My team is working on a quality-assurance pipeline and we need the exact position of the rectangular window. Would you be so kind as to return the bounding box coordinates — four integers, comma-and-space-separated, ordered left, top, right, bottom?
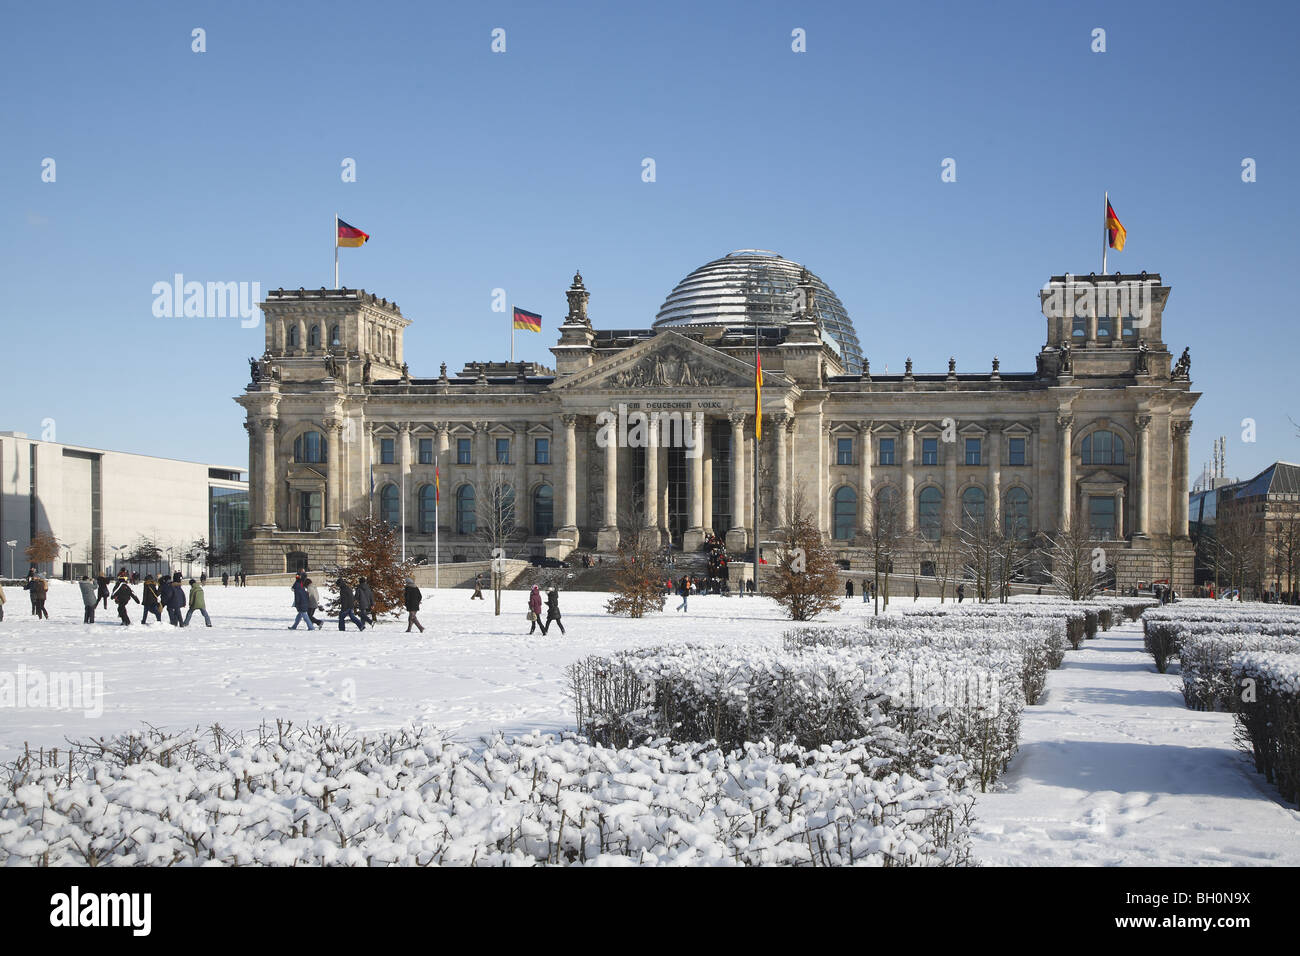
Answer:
418, 438, 433, 465
299, 491, 322, 532
878, 438, 895, 466
965, 438, 981, 466
1122, 314, 1138, 338
380, 438, 395, 464
495, 438, 511, 464
1072, 314, 1087, 338
922, 437, 938, 466
836, 437, 853, 466
1089, 495, 1116, 540
1008, 437, 1026, 466
534, 437, 549, 464
1097, 314, 1113, 338
457, 438, 471, 465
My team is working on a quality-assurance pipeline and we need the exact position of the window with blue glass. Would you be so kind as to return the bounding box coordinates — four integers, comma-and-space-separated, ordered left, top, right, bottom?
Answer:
379, 484, 399, 526
1097, 314, 1113, 338
457, 438, 472, 465
878, 438, 895, 465
534, 437, 549, 464
836, 438, 853, 466
1081, 430, 1126, 465
965, 438, 981, 466
495, 438, 511, 464
922, 437, 938, 466
418, 438, 433, 465
380, 438, 395, 464
1072, 314, 1087, 338
833, 487, 857, 540
1007, 437, 1026, 466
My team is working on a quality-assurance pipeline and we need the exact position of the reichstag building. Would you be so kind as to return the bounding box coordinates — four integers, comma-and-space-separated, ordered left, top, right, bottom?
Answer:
236, 250, 1199, 589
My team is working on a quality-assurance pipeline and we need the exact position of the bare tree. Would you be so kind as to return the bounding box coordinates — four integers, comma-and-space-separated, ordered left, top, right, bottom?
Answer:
24, 530, 60, 573
1270, 512, 1299, 602
867, 487, 907, 614
473, 469, 527, 616
923, 517, 962, 603
767, 484, 842, 621
605, 499, 667, 618
1046, 522, 1104, 601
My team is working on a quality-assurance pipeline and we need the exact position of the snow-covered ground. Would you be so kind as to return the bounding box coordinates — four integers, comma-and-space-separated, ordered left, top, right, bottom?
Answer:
2, 580, 1297, 865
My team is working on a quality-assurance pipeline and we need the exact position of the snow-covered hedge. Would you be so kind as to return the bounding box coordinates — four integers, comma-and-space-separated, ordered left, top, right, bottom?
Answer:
783, 616, 1064, 706
1178, 633, 1300, 711
569, 642, 1023, 791
1231, 652, 1300, 805
0, 723, 973, 866
906, 603, 1089, 649
1140, 606, 1300, 674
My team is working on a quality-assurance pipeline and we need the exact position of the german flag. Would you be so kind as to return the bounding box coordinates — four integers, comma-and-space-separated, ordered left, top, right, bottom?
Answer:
1105, 201, 1126, 252
435, 463, 440, 505
755, 352, 763, 441
337, 219, 370, 248
512, 307, 542, 332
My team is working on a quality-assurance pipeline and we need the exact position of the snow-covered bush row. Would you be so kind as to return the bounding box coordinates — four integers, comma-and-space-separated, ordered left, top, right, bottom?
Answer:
783, 616, 1064, 705
569, 642, 1024, 791
906, 603, 1090, 648
1178, 633, 1300, 711
0, 723, 973, 866
1140, 608, 1300, 674
1231, 652, 1300, 806
1142, 604, 1300, 628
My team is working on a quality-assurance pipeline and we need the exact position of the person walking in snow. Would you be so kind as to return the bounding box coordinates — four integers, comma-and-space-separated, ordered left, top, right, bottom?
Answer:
527, 584, 544, 634
111, 571, 138, 625
403, 579, 424, 633
164, 572, 186, 625
182, 578, 211, 627
676, 574, 690, 612
79, 575, 97, 623
355, 576, 376, 625
956, 583, 965, 603
141, 575, 163, 624
28, 575, 49, 619
845, 579, 854, 600
305, 577, 324, 627
471, 573, 485, 600
96, 574, 110, 610
222, 572, 229, 587
336, 577, 366, 631
289, 575, 315, 630
543, 585, 565, 636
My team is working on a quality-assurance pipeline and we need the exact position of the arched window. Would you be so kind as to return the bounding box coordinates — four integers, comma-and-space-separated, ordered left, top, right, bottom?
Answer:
961, 487, 986, 531
308, 324, 321, 348
294, 430, 327, 463
287, 323, 299, 349
456, 485, 476, 535
418, 484, 437, 534
329, 324, 340, 347
833, 486, 856, 540
533, 484, 554, 537
379, 484, 400, 527
1081, 429, 1126, 465
918, 487, 942, 541
1004, 487, 1031, 539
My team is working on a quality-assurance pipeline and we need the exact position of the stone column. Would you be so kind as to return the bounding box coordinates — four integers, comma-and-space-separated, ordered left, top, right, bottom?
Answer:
435, 421, 450, 461
245, 419, 261, 533
1057, 414, 1074, 530
513, 424, 526, 532
702, 424, 714, 535
259, 416, 278, 528
399, 421, 412, 531
902, 422, 916, 533
771, 413, 790, 530
325, 417, 342, 529
857, 420, 872, 537
1115, 487, 1126, 540
560, 414, 578, 537
597, 415, 619, 551
644, 414, 659, 539
474, 421, 489, 499
1172, 420, 1192, 538
685, 414, 705, 549
987, 425, 1001, 531
728, 412, 747, 550
1134, 415, 1151, 537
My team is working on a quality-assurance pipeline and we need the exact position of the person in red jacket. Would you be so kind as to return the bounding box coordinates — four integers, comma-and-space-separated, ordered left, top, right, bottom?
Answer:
527, 584, 544, 635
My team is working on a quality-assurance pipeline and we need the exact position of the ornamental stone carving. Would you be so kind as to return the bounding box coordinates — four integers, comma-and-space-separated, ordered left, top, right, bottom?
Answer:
611, 347, 725, 388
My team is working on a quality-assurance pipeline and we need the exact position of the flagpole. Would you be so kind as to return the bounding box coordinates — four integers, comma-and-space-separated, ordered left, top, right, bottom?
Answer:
401, 467, 406, 563
334, 213, 339, 289
752, 319, 760, 596
1102, 192, 1108, 275
510, 305, 515, 363
434, 456, 440, 591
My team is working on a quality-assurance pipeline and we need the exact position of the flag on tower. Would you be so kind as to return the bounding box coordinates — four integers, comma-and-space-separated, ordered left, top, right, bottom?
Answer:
755, 352, 764, 441
1105, 200, 1126, 251
337, 219, 370, 248
512, 307, 542, 332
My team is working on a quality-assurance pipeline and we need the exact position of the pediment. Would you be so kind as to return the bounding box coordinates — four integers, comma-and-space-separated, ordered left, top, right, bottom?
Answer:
550, 330, 786, 392
1078, 469, 1126, 489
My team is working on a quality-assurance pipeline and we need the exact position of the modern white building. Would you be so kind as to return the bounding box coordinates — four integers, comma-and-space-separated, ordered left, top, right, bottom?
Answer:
0, 431, 247, 579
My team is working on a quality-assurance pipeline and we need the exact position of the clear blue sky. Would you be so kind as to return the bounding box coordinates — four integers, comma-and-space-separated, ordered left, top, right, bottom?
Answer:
3, 0, 1297, 483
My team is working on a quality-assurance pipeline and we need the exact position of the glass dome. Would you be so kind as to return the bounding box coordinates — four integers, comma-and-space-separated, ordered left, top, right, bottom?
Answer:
652, 250, 863, 373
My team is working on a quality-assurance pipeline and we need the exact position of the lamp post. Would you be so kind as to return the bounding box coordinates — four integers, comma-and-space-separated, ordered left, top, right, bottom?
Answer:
165, 547, 174, 579
5, 540, 15, 580
111, 544, 127, 576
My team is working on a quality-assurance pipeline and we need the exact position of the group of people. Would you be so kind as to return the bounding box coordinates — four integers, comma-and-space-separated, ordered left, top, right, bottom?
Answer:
90, 569, 212, 626
526, 583, 565, 635
290, 572, 380, 632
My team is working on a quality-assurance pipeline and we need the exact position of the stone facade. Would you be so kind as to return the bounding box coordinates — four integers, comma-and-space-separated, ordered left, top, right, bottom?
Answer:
235, 269, 1199, 590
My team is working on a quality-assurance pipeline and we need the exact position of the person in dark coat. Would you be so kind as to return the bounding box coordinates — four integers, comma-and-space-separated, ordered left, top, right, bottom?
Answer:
403, 579, 424, 633
222, 572, 229, 587
28, 575, 49, 619
97, 574, 111, 609
111, 571, 138, 625
290, 576, 315, 630
164, 571, 186, 625
675, 575, 690, 613
845, 579, 854, 599
79, 575, 97, 623
337, 577, 366, 631
141, 575, 163, 624
471, 573, 485, 600
956, 583, 965, 603
527, 584, 544, 634
355, 577, 376, 625
544, 586, 565, 635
